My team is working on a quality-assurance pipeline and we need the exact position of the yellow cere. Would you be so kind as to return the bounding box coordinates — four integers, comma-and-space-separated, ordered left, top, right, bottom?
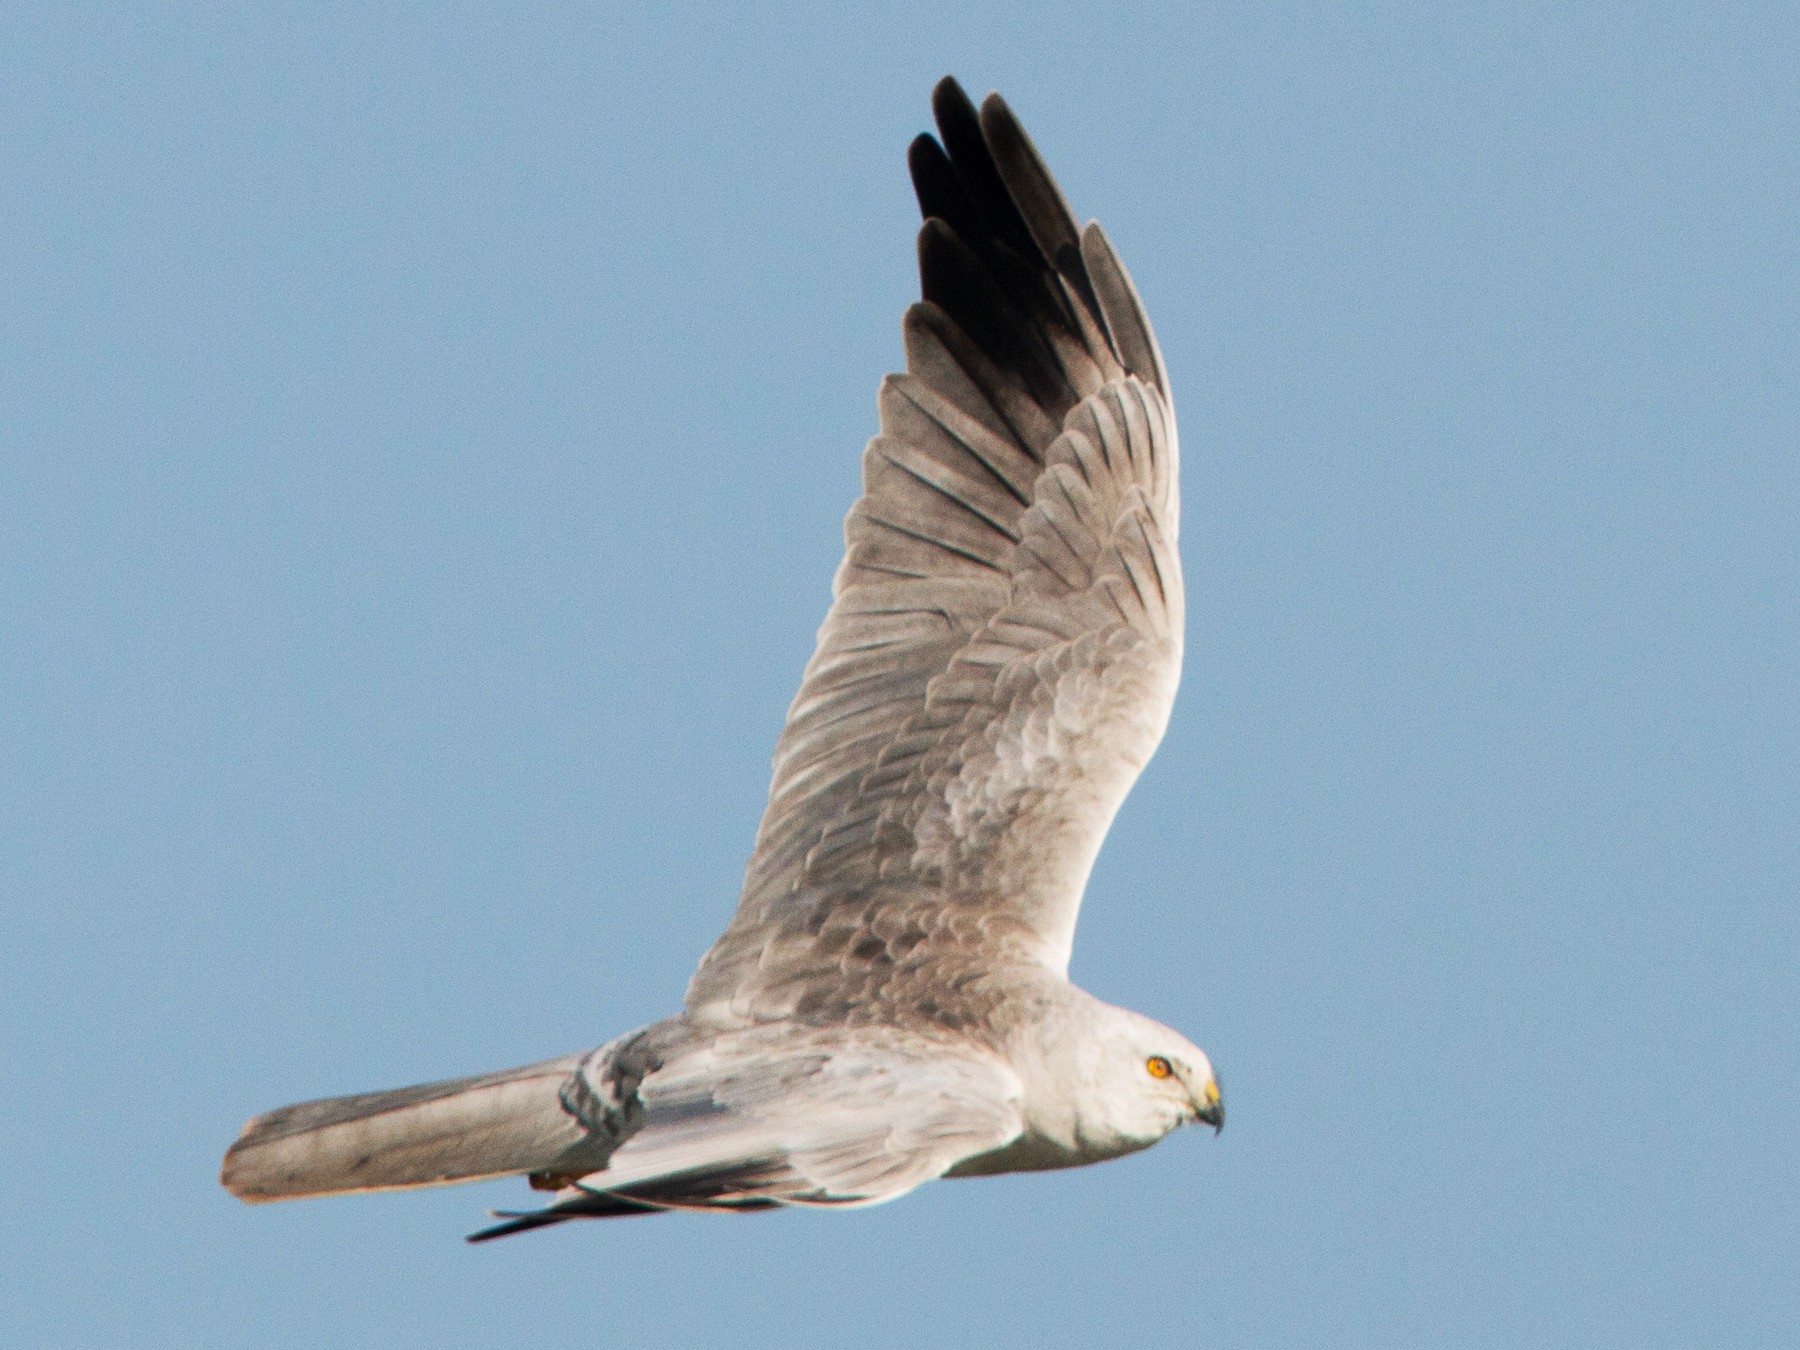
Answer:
1202, 1079, 1221, 1109
1146, 1056, 1173, 1079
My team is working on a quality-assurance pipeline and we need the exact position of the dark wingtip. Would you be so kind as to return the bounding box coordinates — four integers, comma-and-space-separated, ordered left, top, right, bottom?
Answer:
906, 131, 939, 174
907, 133, 954, 223
931, 74, 974, 121
465, 1215, 545, 1243
976, 88, 1014, 125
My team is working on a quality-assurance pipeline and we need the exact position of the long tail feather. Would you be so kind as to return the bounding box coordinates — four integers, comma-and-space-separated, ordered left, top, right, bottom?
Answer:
221, 1054, 599, 1203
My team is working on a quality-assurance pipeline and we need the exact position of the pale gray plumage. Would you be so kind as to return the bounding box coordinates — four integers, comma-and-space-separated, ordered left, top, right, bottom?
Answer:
221, 77, 1222, 1242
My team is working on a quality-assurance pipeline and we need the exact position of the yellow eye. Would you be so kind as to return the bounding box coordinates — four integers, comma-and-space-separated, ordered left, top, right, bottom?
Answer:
1146, 1056, 1173, 1079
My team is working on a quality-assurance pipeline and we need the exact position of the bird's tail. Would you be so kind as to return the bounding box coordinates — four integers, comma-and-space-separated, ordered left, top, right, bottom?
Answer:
220, 1054, 600, 1203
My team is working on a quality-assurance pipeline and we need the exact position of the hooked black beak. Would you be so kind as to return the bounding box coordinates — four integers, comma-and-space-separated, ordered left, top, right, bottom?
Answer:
1195, 1077, 1224, 1134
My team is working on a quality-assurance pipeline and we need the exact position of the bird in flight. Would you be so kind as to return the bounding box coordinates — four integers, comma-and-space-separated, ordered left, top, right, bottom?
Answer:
221, 76, 1221, 1242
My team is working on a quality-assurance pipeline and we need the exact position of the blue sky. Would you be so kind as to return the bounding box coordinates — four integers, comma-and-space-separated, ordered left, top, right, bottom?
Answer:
4, 4, 1795, 1346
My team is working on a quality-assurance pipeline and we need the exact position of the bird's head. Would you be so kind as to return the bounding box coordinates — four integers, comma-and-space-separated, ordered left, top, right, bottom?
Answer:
1116, 1008, 1223, 1135
1051, 1003, 1223, 1153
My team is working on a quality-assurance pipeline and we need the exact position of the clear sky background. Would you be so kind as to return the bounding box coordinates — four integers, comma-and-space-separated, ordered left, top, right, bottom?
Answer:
4, 4, 1795, 1347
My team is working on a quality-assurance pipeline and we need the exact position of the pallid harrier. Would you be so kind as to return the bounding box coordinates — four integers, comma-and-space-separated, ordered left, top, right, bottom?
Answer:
221, 77, 1221, 1242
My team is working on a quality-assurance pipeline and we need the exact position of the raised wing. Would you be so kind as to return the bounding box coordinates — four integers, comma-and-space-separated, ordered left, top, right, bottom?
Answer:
687, 78, 1181, 1024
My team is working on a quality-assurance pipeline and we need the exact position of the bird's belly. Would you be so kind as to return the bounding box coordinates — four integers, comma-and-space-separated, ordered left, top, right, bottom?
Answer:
943, 1125, 1153, 1178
